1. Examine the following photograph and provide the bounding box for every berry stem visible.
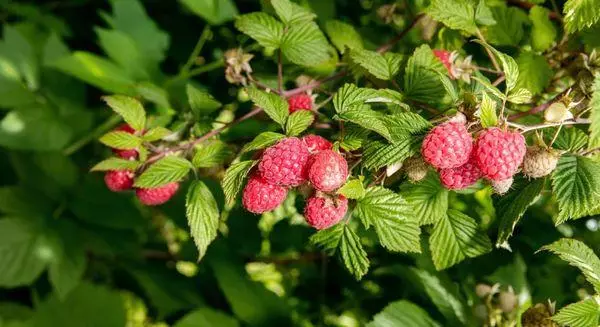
[277,49,283,93]
[507,118,591,133]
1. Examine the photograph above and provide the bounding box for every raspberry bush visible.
[2,0,600,326]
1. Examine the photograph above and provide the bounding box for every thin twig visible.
[181,25,211,74]
[63,115,123,155]
[376,13,424,53]
[508,86,572,120]
[475,28,501,72]
[506,118,591,133]
[277,49,283,93]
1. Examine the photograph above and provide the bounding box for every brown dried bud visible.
[224,48,254,85]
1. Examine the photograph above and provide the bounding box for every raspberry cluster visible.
[242,135,349,230]
[101,124,179,206]
[287,93,313,113]
[420,119,527,193]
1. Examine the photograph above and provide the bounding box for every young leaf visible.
[134,156,193,188]
[337,179,366,200]
[333,83,381,115]
[241,132,286,153]
[429,210,492,270]
[90,157,141,172]
[515,52,552,96]
[143,126,172,142]
[98,131,141,150]
[366,300,441,327]
[311,223,370,279]
[506,88,532,104]
[192,141,232,168]
[235,13,284,49]
[495,176,545,247]
[221,160,257,206]
[186,181,220,260]
[399,174,448,226]
[271,0,315,25]
[102,95,146,131]
[530,5,557,52]
[553,298,600,327]
[543,238,600,294]
[246,87,288,128]
[589,74,600,148]
[285,110,314,136]
[403,45,447,104]
[325,20,363,52]
[563,0,600,33]
[477,92,497,128]
[425,0,477,34]
[551,155,600,224]
[187,84,222,116]
[473,40,519,92]
[281,21,330,67]
[350,48,403,81]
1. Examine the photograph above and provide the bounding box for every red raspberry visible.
[433,49,452,74]
[308,150,348,192]
[304,194,348,230]
[302,134,332,154]
[104,170,134,192]
[421,121,473,169]
[287,94,313,113]
[474,128,526,181]
[242,174,288,214]
[136,183,179,206]
[439,156,482,190]
[113,124,139,159]
[258,137,310,187]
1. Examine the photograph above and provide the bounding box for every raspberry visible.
[258,137,310,187]
[421,121,473,169]
[302,134,332,154]
[404,156,428,182]
[308,150,348,192]
[242,174,288,214]
[304,194,348,230]
[491,177,513,195]
[113,124,139,159]
[136,183,179,206]
[439,156,481,190]
[433,49,452,74]
[287,94,313,113]
[522,146,560,178]
[474,128,526,181]
[104,170,134,192]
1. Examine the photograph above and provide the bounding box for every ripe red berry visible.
[112,124,139,159]
[136,183,179,206]
[302,134,332,154]
[439,156,481,190]
[304,194,348,230]
[104,170,134,192]
[258,137,310,187]
[308,150,348,192]
[242,174,288,214]
[474,128,526,181]
[421,121,473,169]
[287,94,313,113]
[433,49,452,74]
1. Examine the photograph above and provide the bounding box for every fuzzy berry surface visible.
[522,146,560,178]
[302,134,332,154]
[491,178,513,195]
[474,128,526,181]
[242,174,288,214]
[439,157,482,190]
[287,94,313,113]
[308,150,348,192]
[104,170,134,192]
[421,122,473,169]
[304,194,348,230]
[136,183,179,206]
[258,137,310,187]
[433,49,452,73]
[113,124,139,159]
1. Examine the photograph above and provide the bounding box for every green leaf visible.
[339,107,393,142]
[0,187,52,218]
[325,20,363,52]
[425,0,477,34]
[367,300,441,327]
[285,110,314,136]
[241,132,286,153]
[403,45,447,104]
[192,141,232,168]
[96,28,148,80]
[337,179,366,200]
[507,88,532,104]
[362,137,420,170]
[333,83,380,115]
[355,186,421,253]
[555,127,589,152]
[589,74,600,148]
[48,236,86,300]
[310,223,345,254]
[98,130,141,150]
[475,0,496,26]
[384,112,432,141]
[474,41,519,92]
[91,157,141,172]
[530,5,557,51]
[350,48,403,80]
[553,298,600,327]
[281,21,330,66]
[235,13,284,49]
[179,0,238,25]
[478,92,497,128]
[142,126,172,142]
[187,84,222,116]
[495,176,545,247]
[400,174,448,225]
[102,95,146,131]
[134,156,193,188]
[551,155,600,224]
[247,87,288,128]
[472,75,505,100]
[340,124,370,151]
[271,0,315,25]
[543,238,600,294]
[515,52,552,96]
[311,223,370,279]
[483,6,528,46]
[0,25,38,90]
[429,210,492,270]
[174,308,239,327]
[221,160,257,206]
[563,0,600,33]
[186,181,220,260]
[135,82,171,110]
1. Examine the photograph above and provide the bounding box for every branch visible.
[508,86,572,120]
[507,118,591,133]
[475,28,501,72]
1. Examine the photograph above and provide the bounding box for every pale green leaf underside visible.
[186,181,220,260]
[563,0,600,33]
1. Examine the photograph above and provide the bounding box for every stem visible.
[284,71,347,97]
[506,118,591,133]
[165,60,224,87]
[181,25,212,74]
[376,13,424,53]
[492,75,505,87]
[277,49,283,93]
[63,115,123,155]
[475,28,501,72]
[549,124,563,146]
[474,65,502,74]
[508,86,572,120]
